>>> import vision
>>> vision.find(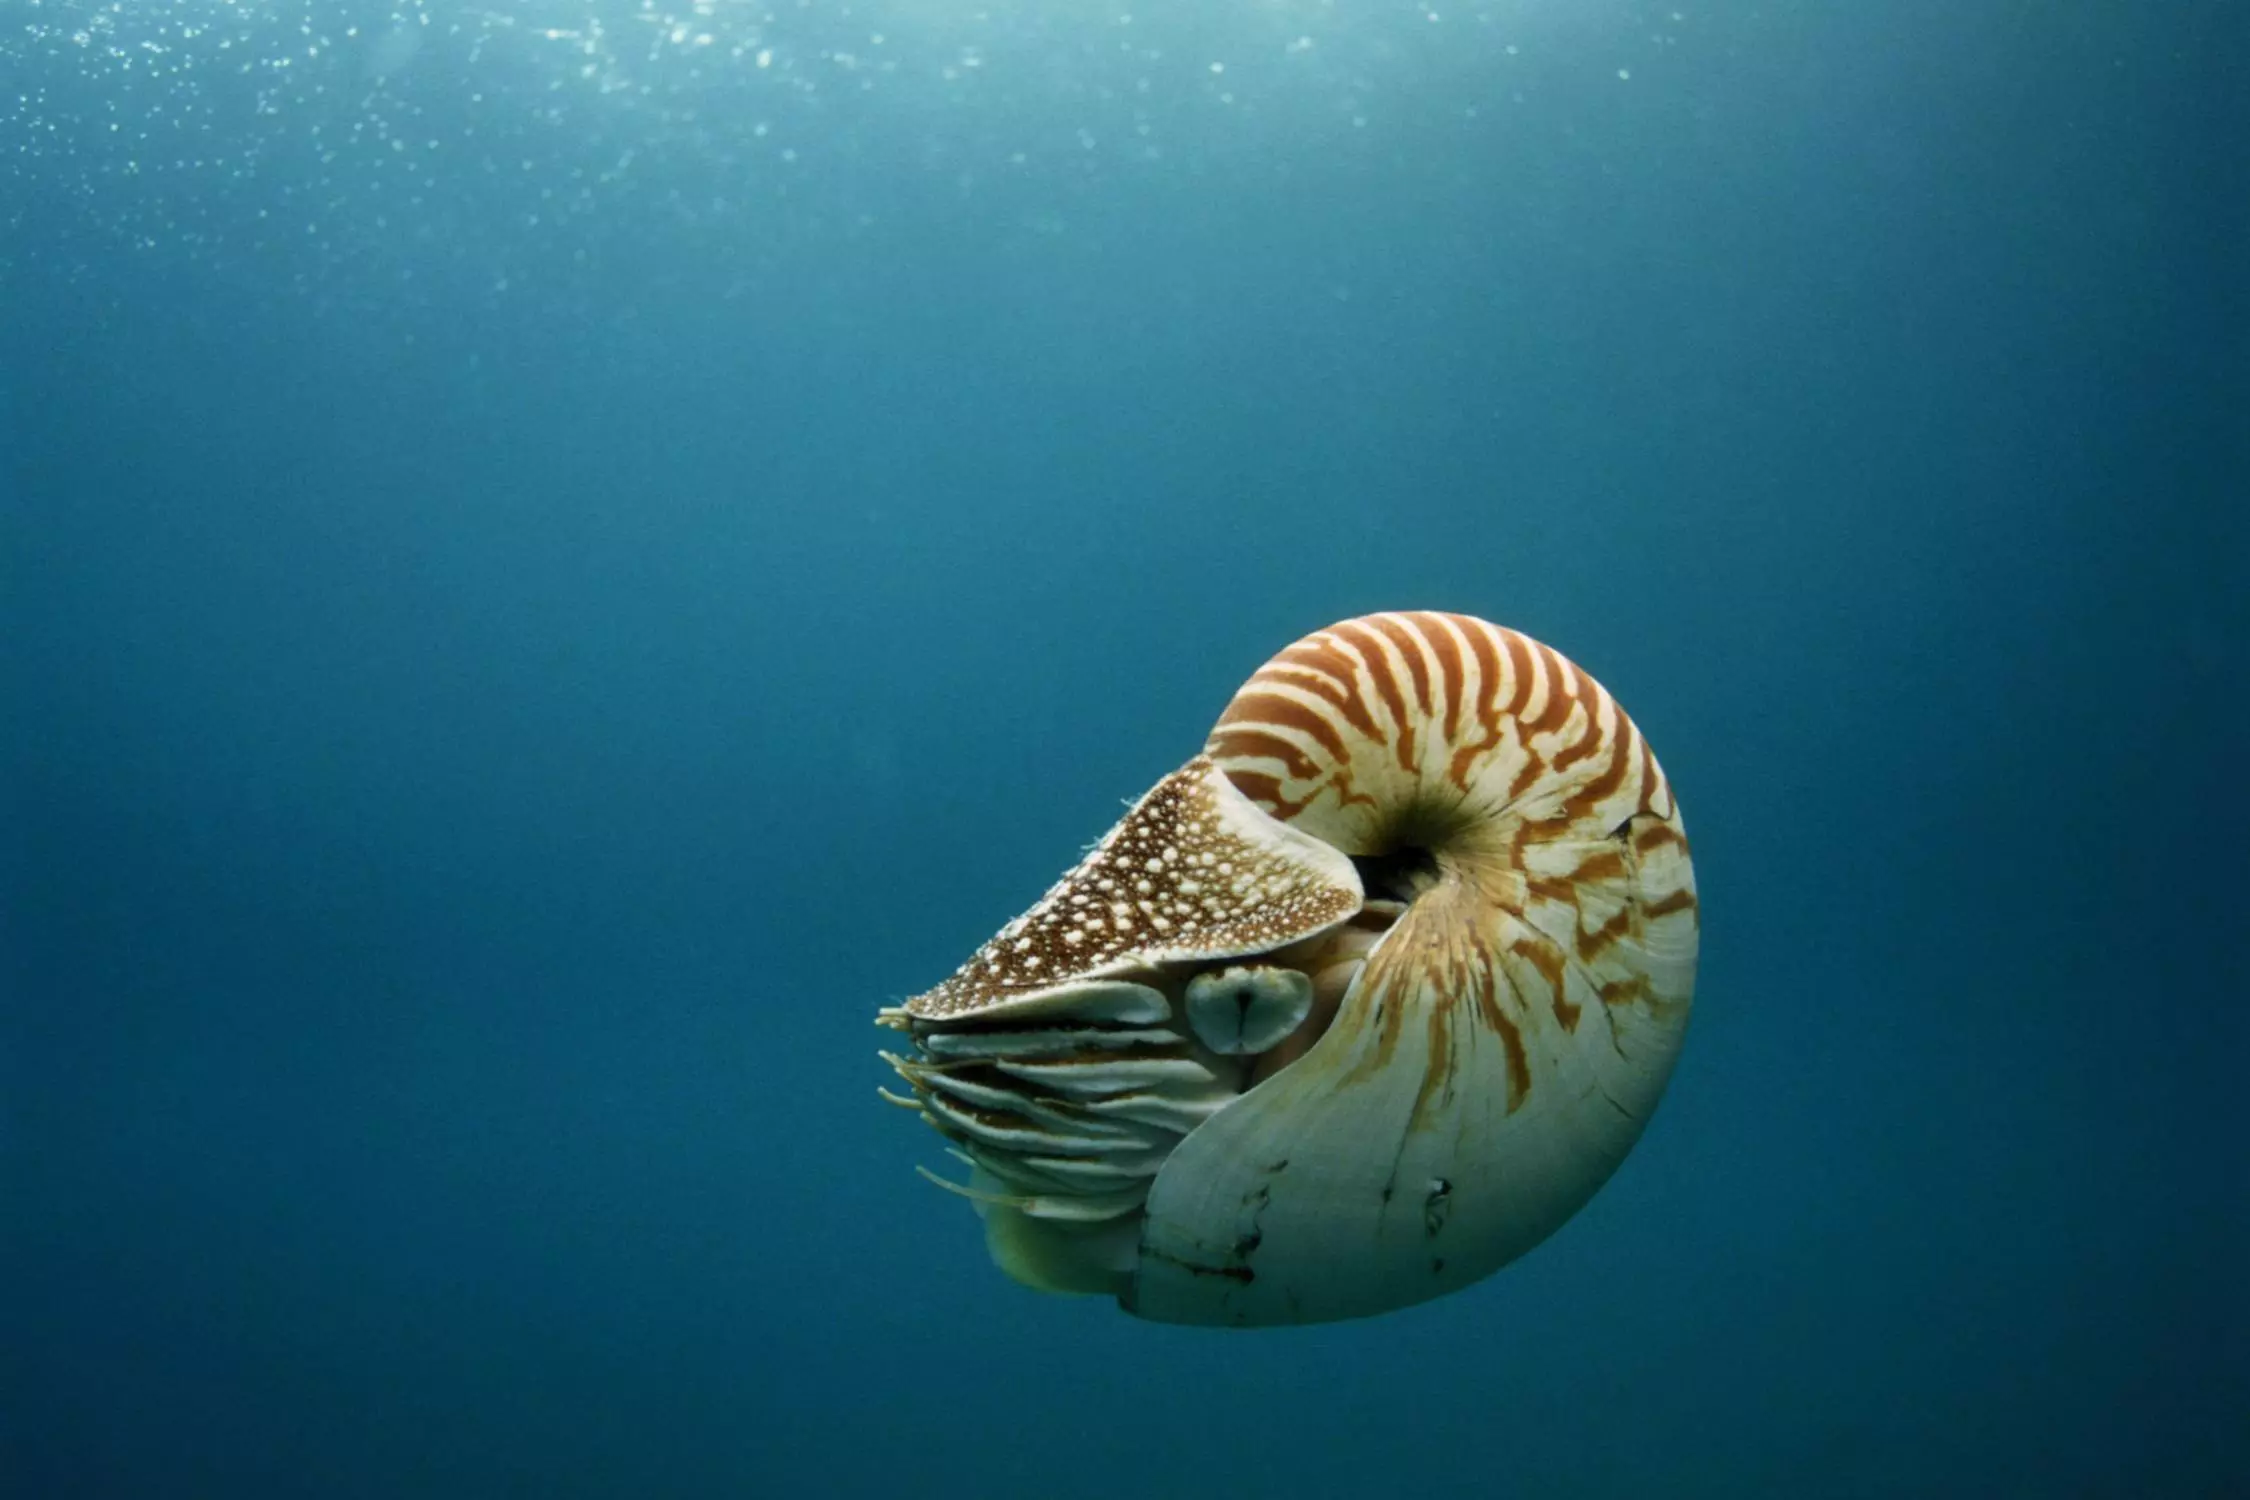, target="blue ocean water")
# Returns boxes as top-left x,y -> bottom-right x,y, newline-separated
4,1 -> 2242,1494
